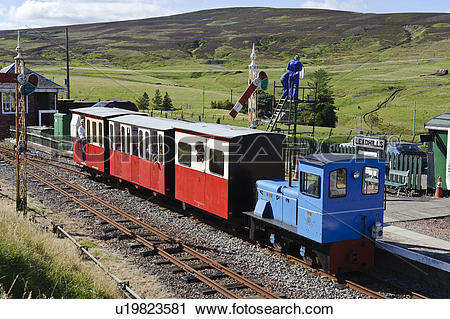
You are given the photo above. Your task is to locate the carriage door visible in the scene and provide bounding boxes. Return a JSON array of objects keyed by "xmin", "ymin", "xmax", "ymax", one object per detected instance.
[{"xmin": 191, "ymin": 137, "xmax": 207, "ymax": 207}]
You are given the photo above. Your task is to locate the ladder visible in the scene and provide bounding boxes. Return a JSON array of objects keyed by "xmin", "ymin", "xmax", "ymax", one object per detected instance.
[{"xmin": 266, "ymin": 97, "xmax": 288, "ymax": 132}]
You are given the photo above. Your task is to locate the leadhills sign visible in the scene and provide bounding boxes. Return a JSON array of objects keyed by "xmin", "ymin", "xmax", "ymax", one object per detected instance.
[{"xmin": 353, "ymin": 136, "xmax": 387, "ymax": 151}]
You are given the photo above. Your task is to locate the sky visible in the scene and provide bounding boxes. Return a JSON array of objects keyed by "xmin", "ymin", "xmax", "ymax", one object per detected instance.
[{"xmin": 0, "ymin": 0, "xmax": 448, "ymax": 30}]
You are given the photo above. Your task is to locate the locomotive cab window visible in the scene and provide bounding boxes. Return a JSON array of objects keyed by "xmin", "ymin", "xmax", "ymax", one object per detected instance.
[
  {"xmin": 362, "ymin": 167, "xmax": 380, "ymax": 195},
  {"xmin": 209, "ymin": 148, "xmax": 224, "ymax": 176},
  {"xmin": 329, "ymin": 168, "xmax": 347, "ymax": 198},
  {"xmin": 178, "ymin": 142, "xmax": 191, "ymax": 167},
  {"xmin": 300, "ymin": 172, "xmax": 321, "ymax": 198}
]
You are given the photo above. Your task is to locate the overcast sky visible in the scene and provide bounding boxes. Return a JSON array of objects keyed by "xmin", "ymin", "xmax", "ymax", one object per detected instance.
[{"xmin": 0, "ymin": 0, "xmax": 449, "ymax": 30}]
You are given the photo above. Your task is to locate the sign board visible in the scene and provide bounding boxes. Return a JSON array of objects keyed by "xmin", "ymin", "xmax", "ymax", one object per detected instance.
[
  {"xmin": 19, "ymin": 82, "xmax": 36, "ymax": 95},
  {"xmin": 28, "ymin": 74, "xmax": 39, "ymax": 86},
  {"xmin": 0, "ymin": 73, "xmax": 18, "ymax": 83},
  {"xmin": 353, "ymin": 136, "xmax": 386, "ymax": 151}
]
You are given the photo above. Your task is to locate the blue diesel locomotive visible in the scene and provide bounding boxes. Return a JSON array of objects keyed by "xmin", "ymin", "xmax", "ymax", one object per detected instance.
[{"xmin": 246, "ymin": 153, "xmax": 385, "ymax": 274}]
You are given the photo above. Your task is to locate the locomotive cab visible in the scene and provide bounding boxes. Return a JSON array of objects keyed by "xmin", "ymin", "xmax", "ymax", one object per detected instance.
[{"xmin": 251, "ymin": 153, "xmax": 385, "ymax": 273}]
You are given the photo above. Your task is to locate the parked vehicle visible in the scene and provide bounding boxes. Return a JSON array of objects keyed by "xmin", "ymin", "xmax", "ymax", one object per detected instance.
[
  {"xmin": 91, "ymin": 100, "xmax": 138, "ymax": 112},
  {"xmin": 387, "ymin": 142, "xmax": 427, "ymax": 169}
]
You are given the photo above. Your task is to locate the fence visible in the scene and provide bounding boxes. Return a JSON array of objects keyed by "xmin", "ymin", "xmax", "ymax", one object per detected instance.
[{"xmin": 329, "ymin": 144, "xmax": 423, "ymax": 191}]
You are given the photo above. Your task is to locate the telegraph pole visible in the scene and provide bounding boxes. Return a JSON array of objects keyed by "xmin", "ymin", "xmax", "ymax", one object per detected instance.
[
  {"xmin": 15, "ymin": 31, "xmax": 27, "ymax": 213},
  {"xmin": 248, "ymin": 43, "xmax": 257, "ymax": 128},
  {"xmin": 65, "ymin": 27, "xmax": 70, "ymax": 99}
]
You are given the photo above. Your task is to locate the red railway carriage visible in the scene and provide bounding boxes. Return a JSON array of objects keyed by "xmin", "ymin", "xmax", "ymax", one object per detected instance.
[
  {"xmin": 174, "ymin": 122, "xmax": 285, "ymax": 219},
  {"xmin": 70, "ymin": 107, "xmax": 142, "ymax": 173},
  {"xmin": 108, "ymin": 115, "xmax": 175, "ymax": 195}
]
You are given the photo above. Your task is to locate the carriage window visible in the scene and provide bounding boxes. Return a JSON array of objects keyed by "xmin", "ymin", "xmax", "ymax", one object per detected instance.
[
  {"xmin": 209, "ymin": 149, "xmax": 224, "ymax": 176},
  {"xmin": 363, "ymin": 167, "xmax": 380, "ymax": 195},
  {"xmin": 86, "ymin": 119, "xmax": 91, "ymax": 142},
  {"xmin": 329, "ymin": 168, "xmax": 347, "ymax": 198},
  {"xmin": 158, "ymin": 134, "xmax": 164, "ymax": 163},
  {"xmin": 138, "ymin": 131, "xmax": 144, "ymax": 158},
  {"xmin": 126, "ymin": 127, "xmax": 131, "ymax": 155},
  {"xmin": 178, "ymin": 142, "xmax": 191, "ymax": 167},
  {"xmin": 300, "ymin": 172, "xmax": 320, "ymax": 198},
  {"xmin": 98, "ymin": 122, "xmax": 103, "ymax": 147},
  {"xmin": 120, "ymin": 126, "xmax": 125, "ymax": 152},
  {"xmin": 109, "ymin": 123, "xmax": 114, "ymax": 149},
  {"xmin": 92, "ymin": 121, "xmax": 97, "ymax": 144},
  {"xmin": 195, "ymin": 142, "xmax": 205, "ymax": 163},
  {"xmin": 144, "ymin": 131, "xmax": 150, "ymax": 160},
  {"xmin": 150, "ymin": 130, "xmax": 157, "ymax": 161}
]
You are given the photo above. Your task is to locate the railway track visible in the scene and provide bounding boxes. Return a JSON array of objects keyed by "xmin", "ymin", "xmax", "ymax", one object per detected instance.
[
  {"xmin": 0, "ymin": 148, "xmax": 280, "ymax": 299},
  {"xmin": 269, "ymin": 245, "xmax": 429, "ymax": 299},
  {"xmin": 0, "ymin": 145, "xmax": 430, "ymax": 299}
]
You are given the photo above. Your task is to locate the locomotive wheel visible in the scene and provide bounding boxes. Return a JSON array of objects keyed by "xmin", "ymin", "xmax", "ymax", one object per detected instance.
[
  {"xmin": 272, "ymin": 236, "xmax": 289, "ymax": 253},
  {"xmin": 302, "ymin": 255, "xmax": 315, "ymax": 266}
]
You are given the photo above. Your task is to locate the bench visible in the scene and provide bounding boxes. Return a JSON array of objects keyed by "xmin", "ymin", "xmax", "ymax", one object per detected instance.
[{"xmin": 385, "ymin": 169, "xmax": 409, "ymax": 196}]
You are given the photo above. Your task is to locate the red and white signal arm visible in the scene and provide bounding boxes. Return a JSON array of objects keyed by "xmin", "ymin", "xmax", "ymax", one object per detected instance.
[{"xmin": 229, "ymin": 71, "xmax": 268, "ymax": 119}]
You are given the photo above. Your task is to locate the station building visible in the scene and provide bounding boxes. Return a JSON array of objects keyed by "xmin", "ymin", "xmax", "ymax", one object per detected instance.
[
  {"xmin": 0, "ymin": 63, "xmax": 65, "ymax": 137},
  {"xmin": 424, "ymin": 112, "xmax": 450, "ymax": 189}
]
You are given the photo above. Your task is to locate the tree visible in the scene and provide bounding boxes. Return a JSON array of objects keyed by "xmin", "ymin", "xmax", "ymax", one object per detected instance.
[
  {"xmin": 210, "ymin": 99, "xmax": 233, "ymax": 110},
  {"xmin": 162, "ymin": 92, "xmax": 173, "ymax": 110},
  {"xmin": 136, "ymin": 92, "xmax": 150, "ymax": 111},
  {"xmin": 152, "ymin": 89, "xmax": 163, "ymax": 109},
  {"xmin": 256, "ymin": 90, "xmax": 274, "ymax": 118},
  {"xmin": 307, "ymin": 69, "xmax": 337, "ymax": 127}
]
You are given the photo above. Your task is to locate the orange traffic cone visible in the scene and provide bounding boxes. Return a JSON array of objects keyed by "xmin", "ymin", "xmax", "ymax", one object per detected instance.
[
  {"xmin": 293, "ymin": 160, "xmax": 299, "ymax": 181},
  {"xmin": 435, "ymin": 176, "xmax": 443, "ymax": 198}
]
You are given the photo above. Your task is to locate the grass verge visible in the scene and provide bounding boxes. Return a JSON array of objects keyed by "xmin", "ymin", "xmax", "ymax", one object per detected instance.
[{"xmin": 0, "ymin": 197, "xmax": 120, "ymax": 299}]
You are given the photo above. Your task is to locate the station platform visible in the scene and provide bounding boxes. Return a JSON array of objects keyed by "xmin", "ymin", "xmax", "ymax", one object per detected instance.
[
  {"xmin": 378, "ymin": 195, "xmax": 450, "ymax": 274},
  {"xmin": 385, "ymin": 195, "xmax": 450, "ymax": 223}
]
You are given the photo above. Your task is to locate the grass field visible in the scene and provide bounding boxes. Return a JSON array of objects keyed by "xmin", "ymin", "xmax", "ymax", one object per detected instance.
[
  {"xmin": 33, "ymin": 47, "xmax": 449, "ymax": 142},
  {"xmin": 1, "ymin": 7, "xmax": 447, "ymax": 142}
]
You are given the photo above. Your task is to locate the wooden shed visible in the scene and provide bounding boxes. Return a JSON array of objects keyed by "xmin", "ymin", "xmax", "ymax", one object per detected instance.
[
  {"xmin": 424, "ymin": 112, "xmax": 450, "ymax": 189},
  {"xmin": 0, "ymin": 63, "xmax": 65, "ymax": 137}
]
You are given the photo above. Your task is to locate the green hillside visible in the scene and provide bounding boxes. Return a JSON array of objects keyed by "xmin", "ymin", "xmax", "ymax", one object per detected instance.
[{"xmin": 0, "ymin": 7, "xmax": 449, "ymax": 139}]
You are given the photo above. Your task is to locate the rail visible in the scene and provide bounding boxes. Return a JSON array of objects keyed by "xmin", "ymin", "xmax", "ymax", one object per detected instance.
[{"xmin": 0, "ymin": 148, "xmax": 280, "ymax": 299}]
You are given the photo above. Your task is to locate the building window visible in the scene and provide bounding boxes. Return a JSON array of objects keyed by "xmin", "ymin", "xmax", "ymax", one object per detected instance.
[
  {"xmin": 362, "ymin": 167, "xmax": 380, "ymax": 195},
  {"xmin": 300, "ymin": 172, "xmax": 321, "ymax": 198},
  {"xmin": 178, "ymin": 142, "xmax": 191, "ymax": 167},
  {"xmin": 1, "ymin": 93, "xmax": 15, "ymax": 113},
  {"xmin": 329, "ymin": 168, "xmax": 347, "ymax": 198},
  {"xmin": 209, "ymin": 148, "xmax": 224, "ymax": 176},
  {"xmin": 1, "ymin": 93, "xmax": 28, "ymax": 114}
]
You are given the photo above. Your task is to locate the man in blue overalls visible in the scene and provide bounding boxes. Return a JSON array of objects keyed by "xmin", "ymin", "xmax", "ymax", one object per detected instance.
[
  {"xmin": 286, "ymin": 55, "xmax": 303, "ymax": 99},
  {"xmin": 280, "ymin": 71, "xmax": 290, "ymax": 98}
]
